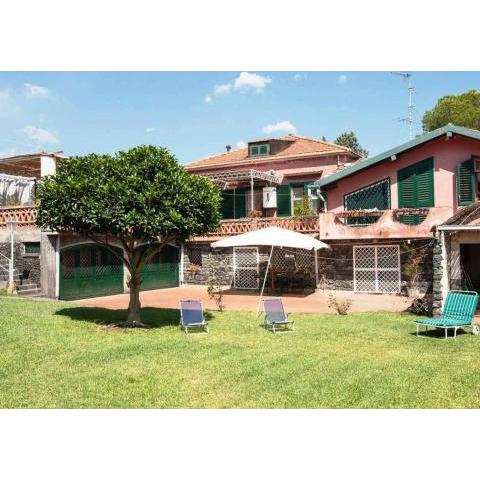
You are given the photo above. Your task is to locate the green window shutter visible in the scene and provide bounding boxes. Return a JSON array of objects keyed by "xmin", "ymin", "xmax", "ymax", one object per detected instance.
[
  {"xmin": 276, "ymin": 184, "xmax": 292, "ymax": 217},
  {"xmin": 398, "ymin": 157, "xmax": 434, "ymax": 225},
  {"xmin": 416, "ymin": 157, "xmax": 434, "ymax": 207},
  {"xmin": 398, "ymin": 158, "xmax": 434, "ymax": 208},
  {"xmin": 234, "ymin": 188, "xmax": 247, "ymax": 218},
  {"xmin": 398, "ymin": 164, "xmax": 417, "ymax": 208},
  {"xmin": 220, "ymin": 190, "xmax": 234, "ymax": 219},
  {"xmin": 457, "ymin": 158, "xmax": 476, "ymax": 206}
]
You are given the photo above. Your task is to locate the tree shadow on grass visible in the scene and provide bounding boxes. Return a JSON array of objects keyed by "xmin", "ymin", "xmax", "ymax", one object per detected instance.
[{"xmin": 55, "ymin": 305, "xmax": 215, "ymax": 329}]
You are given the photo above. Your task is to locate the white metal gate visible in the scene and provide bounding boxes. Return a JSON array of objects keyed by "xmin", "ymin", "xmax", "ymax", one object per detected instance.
[
  {"xmin": 353, "ymin": 245, "xmax": 400, "ymax": 293},
  {"xmin": 233, "ymin": 247, "xmax": 259, "ymax": 289}
]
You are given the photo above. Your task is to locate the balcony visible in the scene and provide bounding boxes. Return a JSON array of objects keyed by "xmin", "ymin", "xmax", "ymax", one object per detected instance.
[
  {"xmin": 193, "ymin": 216, "xmax": 320, "ymax": 241},
  {"xmin": 0, "ymin": 206, "xmax": 38, "ymax": 229},
  {"xmin": 318, "ymin": 207, "xmax": 453, "ymax": 240}
]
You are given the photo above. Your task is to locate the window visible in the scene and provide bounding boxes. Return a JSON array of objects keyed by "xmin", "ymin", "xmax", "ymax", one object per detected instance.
[
  {"xmin": 24, "ymin": 242, "xmax": 40, "ymax": 255},
  {"xmin": 249, "ymin": 143, "xmax": 270, "ymax": 157},
  {"xmin": 344, "ymin": 179, "xmax": 390, "ymax": 225},
  {"xmin": 292, "ymin": 185, "xmax": 305, "ymax": 214},
  {"xmin": 187, "ymin": 247, "xmax": 202, "ymax": 267},
  {"xmin": 220, "ymin": 188, "xmax": 247, "ymax": 219},
  {"xmin": 397, "ymin": 157, "xmax": 434, "ymax": 224},
  {"xmin": 353, "ymin": 245, "xmax": 401, "ymax": 293},
  {"xmin": 457, "ymin": 156, "xmax": 480, "ymax": 206}
]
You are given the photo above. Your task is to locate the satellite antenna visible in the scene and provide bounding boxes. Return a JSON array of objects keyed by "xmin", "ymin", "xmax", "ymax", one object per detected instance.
[{"xmin": 391, "ymin": 72, "xmax": 415, "ymax": 140}]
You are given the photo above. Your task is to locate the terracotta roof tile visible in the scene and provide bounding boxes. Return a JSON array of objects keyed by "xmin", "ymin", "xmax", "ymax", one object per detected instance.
[{"xmin": 185, "ymin": 134, "xmax": 359, "ymax": 170}]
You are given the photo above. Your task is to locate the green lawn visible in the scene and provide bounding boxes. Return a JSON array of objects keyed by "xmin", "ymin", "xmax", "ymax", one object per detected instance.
[{"xmin": 1, "ymin": 296, "xmax": 480, "ymax": 408}]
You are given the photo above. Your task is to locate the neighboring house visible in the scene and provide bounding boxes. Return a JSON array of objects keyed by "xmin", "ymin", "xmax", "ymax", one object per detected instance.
[{"xmin": 0, "ymin": 151, "xmax": 180, "ymax": 300}]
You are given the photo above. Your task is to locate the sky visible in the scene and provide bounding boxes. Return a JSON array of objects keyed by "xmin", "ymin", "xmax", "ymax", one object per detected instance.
[{"xmin": 0, "ymin": 71, "xmax": 479, "ymax": 164}]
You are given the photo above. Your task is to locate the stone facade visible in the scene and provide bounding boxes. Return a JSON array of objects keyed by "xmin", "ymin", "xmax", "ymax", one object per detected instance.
[
  {"xmin": 184, "ymin": 238, "xmax": 435, "ymax": 297},
  {"xmin": 0, "ymin": 238, "xmax": 41, "ymax": 287},
  {"xmin": 183, "ymin": 243, "xmax": 234, "ymax": 286}
]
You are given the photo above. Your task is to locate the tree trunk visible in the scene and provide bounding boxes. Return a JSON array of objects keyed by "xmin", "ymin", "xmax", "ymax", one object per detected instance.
[{"xmin": 126, "ymin": 276, "xmax": 146, "ymax": 327}]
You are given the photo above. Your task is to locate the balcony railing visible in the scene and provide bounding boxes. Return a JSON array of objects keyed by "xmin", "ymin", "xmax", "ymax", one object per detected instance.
[
  {"xmin": 0, "ymin": 206, "xmax": 37, "ymax": 228},
  {"xmin": 193, "ymin": 216, "xmax": 320, "ymax": 241},
  {"xmin": 318, "ymin": 207, "xmax": 453, "ymax": 240}
]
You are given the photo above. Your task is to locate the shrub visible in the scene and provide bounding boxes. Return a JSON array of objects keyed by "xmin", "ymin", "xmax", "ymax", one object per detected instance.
[
  {"xmin": 328, "ymin": 293, "xmax": 352, "ymax": 315},
  {"xmin": 206, "ymin": 256, "xmax": 226, "ymax": 311}
]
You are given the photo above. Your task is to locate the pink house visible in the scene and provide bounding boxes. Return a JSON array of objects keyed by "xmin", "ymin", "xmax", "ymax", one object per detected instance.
[{"xmin": 185, "ymin": 125, "xmax": 480, "ymax": 315}]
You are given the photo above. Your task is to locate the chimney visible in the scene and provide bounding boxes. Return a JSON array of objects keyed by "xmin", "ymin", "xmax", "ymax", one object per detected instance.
[{"xmin": 226, "ymin": 144, "xmax": 232, "ymax": 152}]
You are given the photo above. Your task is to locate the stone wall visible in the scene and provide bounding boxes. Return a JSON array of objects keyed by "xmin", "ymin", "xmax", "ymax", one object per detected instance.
[
  {"xmin": 316, "ymin": 239, "xmax": 434, "ymax": 294},
  {"xmin": 183, "ymin": 243, "xmax": 234, "ymax": 286},
  {"xmin": 184, "ymin": 239, "xmax": 435, "ymax": 299},
  {"xmin": 0, "ymin": 236, "xmax": 42, "ymax": 287}
]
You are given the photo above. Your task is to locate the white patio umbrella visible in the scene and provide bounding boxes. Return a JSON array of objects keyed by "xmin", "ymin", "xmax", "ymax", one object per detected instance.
[{"xmin": 211, "ymin": 226, "xmax": 330, "ymax": 316}]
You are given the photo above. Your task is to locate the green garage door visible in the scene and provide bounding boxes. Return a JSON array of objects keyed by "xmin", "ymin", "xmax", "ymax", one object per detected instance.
[
  {"xmin": 60, "ymin": 244, "xmax": 124, "ymax": 300},
  {"xmin": 141, "ymin": 244, "xmax": 179, "ymax": 291}
]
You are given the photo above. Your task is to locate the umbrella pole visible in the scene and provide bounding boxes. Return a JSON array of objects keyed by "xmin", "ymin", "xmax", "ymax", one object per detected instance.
[{"xmin": 256, "ymin": 245, "xmax": 274, "ymax": 318}]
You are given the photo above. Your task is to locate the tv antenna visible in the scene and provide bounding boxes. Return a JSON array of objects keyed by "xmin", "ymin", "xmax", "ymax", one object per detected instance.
[{"xmin": 391, "ymin": 71, "xmax": 415, "ymax": 140}]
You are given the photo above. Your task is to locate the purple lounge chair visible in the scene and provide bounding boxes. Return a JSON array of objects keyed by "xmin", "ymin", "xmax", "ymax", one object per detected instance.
[
  {"xmin": 263, "ymin": 298, "xmax": 295, "ymax": 333},
  {"xmin": 179, "ymin": 300, "xmax": 208, "ymax": 334}
]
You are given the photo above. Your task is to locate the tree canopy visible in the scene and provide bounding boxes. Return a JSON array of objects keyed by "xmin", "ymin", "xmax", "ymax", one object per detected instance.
[
  {"xmin": 37, "ymin": 145, "xmax": 221, "ymax": 326},
  {"xmin": 334, "ymin": 131, "xmax": 369, "ymax": 158},
  {"xmin": 422, "ymin": 89, "xmax": 480, "ymax": 131}
]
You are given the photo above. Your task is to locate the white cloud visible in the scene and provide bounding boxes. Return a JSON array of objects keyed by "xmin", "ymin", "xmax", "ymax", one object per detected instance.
[
  {"xmin": 293, "ymin": 73, "xmax": 303, "ymax": 81},
  {"xmin": 145, "ymin": 127, "xmax": 156, "ymax": 133},
  {"xmin": 23, "ymin": 125, "xmax": 59, "ymax": 145},
  {"xmin": 236, "ymin": 141, "xmax": 247, "ymax": 149},
  {"xmin": 337, "ymin": 74, "xmax": 348, "ymax": 85},
  {"xmin": 24, "ymin": 83, "xmax": 51, "ymax": 99},
  {"xmin": 233, "ymin": 72, "xmax": 271, "ymax": 93},
  {"xmin": 204, "ymin": 71, "xmax": 271, "ymax": 102},
  {"xmin": 261, "ymin": 121, "xmax": 297, "ymax": 134},
  {"xmin": 213, "ymin": 83, "xmax": 232, "ymax": 96}
]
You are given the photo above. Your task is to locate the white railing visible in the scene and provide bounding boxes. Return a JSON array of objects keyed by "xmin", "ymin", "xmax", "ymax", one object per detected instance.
[{"xmin": 0, "ymin": 251, "xmax": 12, "ymax": 285}]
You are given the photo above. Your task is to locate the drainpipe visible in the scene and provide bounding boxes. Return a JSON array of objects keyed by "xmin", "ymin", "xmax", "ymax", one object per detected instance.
[{"xmin": 250, "ymin": 170, "xmax": 254, "ymax": 215}]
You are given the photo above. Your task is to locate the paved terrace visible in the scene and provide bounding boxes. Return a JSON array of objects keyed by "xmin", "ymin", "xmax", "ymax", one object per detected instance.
[{"xmin": 76, "ymin": 285, "xmax": 412, "ymax": 313}]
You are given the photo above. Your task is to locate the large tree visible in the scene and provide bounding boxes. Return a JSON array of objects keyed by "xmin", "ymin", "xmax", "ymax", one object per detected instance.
[
  {"xmin": 422, "ymin": 89, "xmax": 480, "ymax": 131},
  {"xmin": 37, "ymin": 145, "xmax": 221, "ymax": 327},
  {"xmin": 334, "ymin": 131, "xmax": 369, "ymax": 157}
]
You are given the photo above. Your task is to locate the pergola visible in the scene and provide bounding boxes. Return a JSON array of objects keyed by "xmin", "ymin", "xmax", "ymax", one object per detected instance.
[{"xmin": 198, "ymin": 168, "xmax": 281, "ymax": 213}]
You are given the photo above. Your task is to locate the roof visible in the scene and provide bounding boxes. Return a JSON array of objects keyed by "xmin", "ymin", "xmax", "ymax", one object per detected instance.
[
  {"xmin": 442, "ymin": 202, "xmax": 480, "ymax": 226},
  {"xmin": 184, "ymin": 134, "xmax": 360, "ymax": 171},
  {"xmin": 0, "ymin": 151, "xmax": 66, "ymax": 177},
  {"xmin": 312, "ymin": 124, "xmax": 480, "ymax": 189},
  {"xmin": 0, "ymin": 151, "xmax": 66, "ymax": 162}
]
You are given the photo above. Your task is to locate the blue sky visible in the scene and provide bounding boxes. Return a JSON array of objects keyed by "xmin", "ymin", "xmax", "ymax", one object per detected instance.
[{"xmin": 0, "ymin": 71, "xmax": 479, "ymax": 164}]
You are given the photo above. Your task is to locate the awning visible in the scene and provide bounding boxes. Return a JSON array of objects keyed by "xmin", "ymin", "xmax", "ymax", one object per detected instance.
[{"xmin": 211, "ymin": 226, "xmax": 329, "ymax": 250}]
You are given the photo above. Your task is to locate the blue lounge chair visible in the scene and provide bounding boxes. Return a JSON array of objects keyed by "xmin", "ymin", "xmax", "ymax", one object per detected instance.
[
  {"xmin": 179, "ymin": 300, "xmax": 208, "ymax": 334},
  {"xmin": 263, "ymin": 298, "xmax": 295, "ymax": 333},
  {"xmin": 416, "ymin": 290, "xmax": 479, "ymax": 339}
]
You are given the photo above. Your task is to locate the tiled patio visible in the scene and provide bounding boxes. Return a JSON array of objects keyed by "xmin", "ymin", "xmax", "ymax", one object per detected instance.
[{"xmin": 76, "ymin": 285, "xmax": 413, "ymax": 313}]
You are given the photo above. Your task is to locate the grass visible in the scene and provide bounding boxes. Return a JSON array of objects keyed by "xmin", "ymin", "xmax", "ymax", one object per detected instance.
[{"xmin": 1, "ymin": 296, "xmax": 480, "ymax": 408}]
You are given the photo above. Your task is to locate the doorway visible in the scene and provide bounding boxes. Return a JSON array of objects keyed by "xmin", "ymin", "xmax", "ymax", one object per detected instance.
[{"xmin": 460, "ymin": 244, "xmax": 480, "ymax": 293}]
